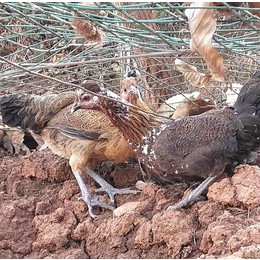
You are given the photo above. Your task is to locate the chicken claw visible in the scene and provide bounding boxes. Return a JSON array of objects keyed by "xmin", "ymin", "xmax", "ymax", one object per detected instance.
[
  {"xmin": 87, "ymin": 169, "xmax": 140, "ymax": 203},
  {"xmin": 167, "ymin": 176, "xmax": 217, "ymax": 210},
  {"xmin": 95, "ymin": 186, "xmax": 140, "ymax": 203},
  {"xmin": 72, "ymin": 169, "xmax": 114, "ymax": 218},
  {"xmin": 77, "ymin": 195, "xmax": 115, "ymax": 218}
]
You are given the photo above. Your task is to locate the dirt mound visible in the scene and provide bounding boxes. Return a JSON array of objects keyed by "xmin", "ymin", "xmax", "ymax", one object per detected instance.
[{"xmin": 1, "ymin": 149, "xmax": 260, "ymax": 259}]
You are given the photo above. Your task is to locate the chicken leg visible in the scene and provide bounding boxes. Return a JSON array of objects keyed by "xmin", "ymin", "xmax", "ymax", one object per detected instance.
[
  {"xmin": 86, "ymin": 169, "xmax": 140, "ymax": 203},
  {"xmin": 72, "ymin": 169, "xmax": 115, "ymax": 218},
  {"xmin": 167, "ymin": 176, "xmax": 217, "ymax": 210}
]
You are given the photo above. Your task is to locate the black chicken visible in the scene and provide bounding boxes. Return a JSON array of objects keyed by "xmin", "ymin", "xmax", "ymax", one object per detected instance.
[{"xmin": 71, "ymin": 72, "xmax": 260, "ymax": 210}]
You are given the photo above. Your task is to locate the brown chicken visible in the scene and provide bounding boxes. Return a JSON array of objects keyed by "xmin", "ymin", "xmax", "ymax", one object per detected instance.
[
  {"xmin": 72, "ymin": 72, "xmax": 260, "ymax": 210},
  {"xmin": 120, "ymin": 77, "xmax": 153, "ymax": 112},
  {"xmin": 121, "ymin": 77, "xmax": 215, "ymax": 119},
  {"xmin": 0, "ymin": 81, "xmax": 139, "ymax": 218},
  {"xmin": 157, "ymin": 92, "xmax": 215, "ymax": 119}
]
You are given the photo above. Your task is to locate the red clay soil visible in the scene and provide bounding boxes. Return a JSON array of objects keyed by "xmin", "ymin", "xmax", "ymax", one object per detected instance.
[{"xmin": 0, "ymin": 148, "xmax": 260, "ymax": 259}]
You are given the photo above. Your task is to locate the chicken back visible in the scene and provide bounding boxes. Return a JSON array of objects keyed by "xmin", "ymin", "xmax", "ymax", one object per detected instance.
[
  {"xmin": 0, "ymin": 81, "xmax": 138, "ymax": 218},
  {"xmin": 72, "ymin": 72, "xmax": 260, "ymax": 209}
]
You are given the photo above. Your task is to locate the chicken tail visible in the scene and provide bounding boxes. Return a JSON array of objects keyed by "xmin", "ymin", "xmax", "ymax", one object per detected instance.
[
  {"xmin": 233, "ymin": 71, "xmax": 260, "ymax": 114},
  {"xmin": 0, "ymin": 92, "xmax": 75, "ymax": 133},
  {"xmin": 232, "ymin": 71, "xmax": 260, "ymax": 161}
]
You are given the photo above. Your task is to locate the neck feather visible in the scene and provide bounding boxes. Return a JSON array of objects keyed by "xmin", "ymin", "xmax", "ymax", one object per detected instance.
[
  {"xmin": 134, "ymin": 99, "xmax": 153, "ymax": 112},
  {"xmin": 101, "ymin": 99, "xmax": 161, "ymax": 147}
]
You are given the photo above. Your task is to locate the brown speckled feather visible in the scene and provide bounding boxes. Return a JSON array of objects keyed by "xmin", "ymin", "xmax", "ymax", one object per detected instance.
[
  {"xmin": 0, "ymin": 90, "xmax": 135, "ymax": 172},
  {"xmin": 74, "ymin": 73, "xmax": 260, "ymax": 185},
  {"xmin": 141, "ymin": 108, "xmax": 242, "ymax": 182}
]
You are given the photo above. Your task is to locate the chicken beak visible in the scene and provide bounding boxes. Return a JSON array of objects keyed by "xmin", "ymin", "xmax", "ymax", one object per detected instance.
[
  {"xmin": 129, "ymin": 84, "xmax": 138, "ymax": 95},
  {"xmin": 71, "ymin": 102, "xmax": 81, "ymax": 113}
]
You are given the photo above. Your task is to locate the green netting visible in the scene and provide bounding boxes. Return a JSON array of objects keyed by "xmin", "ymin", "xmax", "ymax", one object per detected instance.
[{"xmin": 1, "ymin": 2, "xmax": 260, "ymax": 111}]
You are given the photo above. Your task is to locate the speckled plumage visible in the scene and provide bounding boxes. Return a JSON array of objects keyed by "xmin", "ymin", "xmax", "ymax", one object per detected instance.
[
  {"xmin": 0, "ymin": 83, "xmax": 139, "ymax": 217},
  {"xmin": 138, "ymin": 107, "xmax": 243, "ymax": 183},
  {"xmin": 75, "ymin": 72, "xmax": 260, "ymax": 186},
  {"xmin": 0, "ymin": 90, "xmax": 135, "ymax": 169}
]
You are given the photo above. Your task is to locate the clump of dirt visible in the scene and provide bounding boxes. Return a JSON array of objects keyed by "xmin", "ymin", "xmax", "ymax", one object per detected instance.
[{"xmin": 1, "ymin": 148, "xmax": 260, "ymax": 259}]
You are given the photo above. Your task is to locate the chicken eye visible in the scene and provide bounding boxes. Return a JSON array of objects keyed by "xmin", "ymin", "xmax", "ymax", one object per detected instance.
[
  {"xmin": 83, "ymin": 95, "xmax": 90, "ymax": 101},
  {"xmin": 123, "ymin": 88, "xmax": 127, "ymax": 92}
]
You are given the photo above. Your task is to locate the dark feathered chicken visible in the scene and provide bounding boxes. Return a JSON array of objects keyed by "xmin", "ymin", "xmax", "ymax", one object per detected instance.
[
  {"xmin": 72, "ymin": 72, "xmax": 260, "ymax": 210},
  {"xmin": 0, "ymin": 81, "xmax": 139, "ymax": 218}
]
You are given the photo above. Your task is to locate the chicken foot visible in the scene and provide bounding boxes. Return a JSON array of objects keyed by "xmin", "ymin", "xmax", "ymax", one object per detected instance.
[
  {"xmin": 87, "ymin": 169, "xmax": 140, "ymax": 203},
  {"xmin": 72, "ymin": 169, "xmax": 115, "ymax": 218},
  {"xmin": 167, "ymin": 176, "xmax": 217, "ymax": 210}
]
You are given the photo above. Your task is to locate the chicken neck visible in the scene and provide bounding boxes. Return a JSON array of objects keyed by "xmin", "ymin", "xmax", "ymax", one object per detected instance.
[{"xmin": 100, "ymin": 99, "xmax": 163, "ymax": 150}]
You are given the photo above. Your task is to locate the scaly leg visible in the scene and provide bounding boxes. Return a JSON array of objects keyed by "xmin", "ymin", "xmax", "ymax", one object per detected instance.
[
  {"xmin": 86, "ymin": 169, "xmax": 140, "ymax": 203},
  {"xmin": 167, "ymin": 176, "xmax": 217, "ymax": 210},
  {"xmin": 72, "ymin": 169, "xmax": 114, "ymax": 218}
]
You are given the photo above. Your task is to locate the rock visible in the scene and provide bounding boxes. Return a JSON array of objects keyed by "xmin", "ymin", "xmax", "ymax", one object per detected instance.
[
  {"xmin": 21, "ymin": 150, "xmax": 72, "ymax": 183},
  {"xmin": 32, "ymin": 208, "xmax": 77, "ymax": 251},
  {"xmin": 113, "ymin": 201, "xmax": 141, "ymax": 217},
  {"xmin": 135, "ymin": 220, "xmax": 152, "ymax": 249},
  {"xmin": 200, "ymin": 210, "xmax": 256, "ymax": 256},
  {"xmin": 227, "ymin": 223, "xmax": 260, "ymax": 253},
  {"xmin": 71, "ymin": 218, "xmax": 96, "ymax": 241},
  {"xmin": 2, "ymin": 205, "xmax": 16, "ymax": 218},
  {"xmin": 135, "ymin": 180, "xmax": 146, "ymax": 190},
  {"xmin": 198, "ymin": 202, "xmax": 225, "ymax": 227},
  {"xmin": 152, "ymin": 210, "xmax": 196, "ymax": 258},
  {"xmin": 58, "ymin": 180, "xmax": 79, "ymax": 201},
  {"xmin": 140, "ymin": 182, "xmax": 159, "ymax": 198},
  {"xmin": 224, "ymin": 245, "xmax": 260, "ymax": 259},
  {"xmin": 208, "ymin": 165, "xmax": 260, "ymax": 208},
  {"xmin": 110, "ymin": 165, "xmax": 140, "ymax": 188}
]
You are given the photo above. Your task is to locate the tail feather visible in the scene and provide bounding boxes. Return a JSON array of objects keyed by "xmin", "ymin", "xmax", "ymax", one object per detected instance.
[
  {"xmin": 251, "ymin": 70, "xmax": 260, "ymax": 79},
  {"xmin": 1, "ymin": 94, "xmax": 26, "ymax": 127},
  {"xmin": 231, "ymin": 72, "xmax": 260, "ymax": 165},
  {"xmin": 3, "ymin": 110, "xmax": 23, "ymax": 126},
  {"xmin": 233, "ymin": 72, "xmax": 260, "ymax": 113},
  {"xmin": 1, "ymin": 92, "xmax": 75, "ymax": 133}
]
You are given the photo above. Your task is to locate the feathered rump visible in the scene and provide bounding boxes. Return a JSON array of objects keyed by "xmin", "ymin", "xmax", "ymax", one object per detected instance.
[
  {"xmin": 1, "ymin": 94, "xmax": 24, "ymax": 127},
  {"xmin": 0, "ymin": 92, "xmax": 75, "ymax": 133},
  {"xmin": 233, "ymin": 71, "xmax": 260, "ymax": 114},
  {"xmin": 229, "ymin": 71, "xmax": 260, "ymax": 166}
]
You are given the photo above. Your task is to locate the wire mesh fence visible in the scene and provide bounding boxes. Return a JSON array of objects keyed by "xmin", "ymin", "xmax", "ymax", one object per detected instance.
[{"xmin": 1, "ymin": 2, "xmax": 260, "ymax": 113}]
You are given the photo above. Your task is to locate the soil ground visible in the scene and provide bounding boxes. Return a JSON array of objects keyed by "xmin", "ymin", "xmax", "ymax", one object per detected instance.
[{"xmin": 0, "ymin": 147, "xmax": 260, "ymax": 259}]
